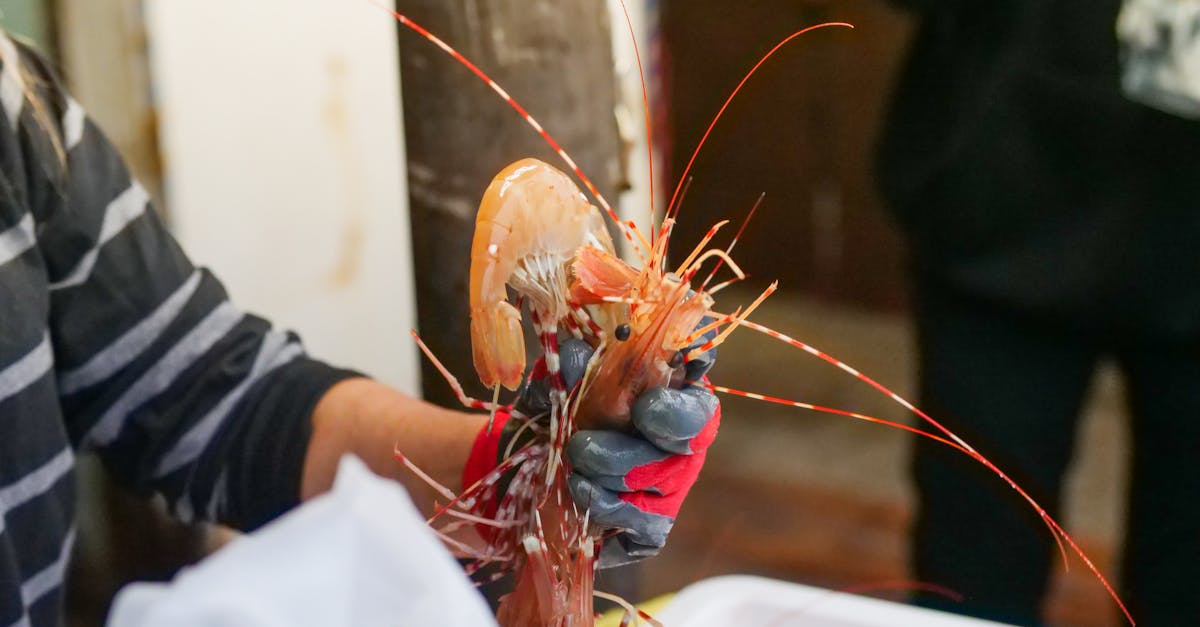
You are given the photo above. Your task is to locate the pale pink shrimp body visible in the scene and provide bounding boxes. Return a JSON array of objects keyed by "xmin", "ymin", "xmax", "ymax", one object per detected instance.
[{"xmin": 469, "ymin": 158, "xmax": 613, "ymax": 390}]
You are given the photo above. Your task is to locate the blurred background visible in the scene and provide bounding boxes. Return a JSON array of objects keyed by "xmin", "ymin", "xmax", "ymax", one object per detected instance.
[{"xmin": 1, "ymin": 0, "xmax": 1128, "ymax": 625}]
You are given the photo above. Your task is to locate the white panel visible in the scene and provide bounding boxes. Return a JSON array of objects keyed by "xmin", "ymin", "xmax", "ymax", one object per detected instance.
[
  {"xmin": 607, "ymin": 0, "xmax": 659, "ymax": 249},
  {"xmin": 145, "ymin": 0, "xmax": 419, "ymax": 395}
]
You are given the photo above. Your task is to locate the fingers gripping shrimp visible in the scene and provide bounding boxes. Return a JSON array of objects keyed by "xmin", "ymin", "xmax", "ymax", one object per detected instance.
[
  {"xmin": 570, "ymin": 216, "xmax": 771, "ymax": 429},
  {"xmin": 470, "ymin": 158, "xmax": 614, "ymax": 390},
  {"xmin": 573, "ymin": 249, "xmax": 708, "ymax": 427}
]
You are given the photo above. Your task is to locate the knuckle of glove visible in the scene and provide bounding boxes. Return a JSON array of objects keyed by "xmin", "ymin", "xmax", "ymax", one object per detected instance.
[
  {"xmin": 567, "ymin": 472, "xmax": 624, "ymax": 516},
  {"xmin": 566, "ymin": 430, "xmax": 669, "ymax": 485},
  {"xmin": 513, "ymin": 338, "xmax": 594, "ymax": 417},
  {"xmin": 568, "ymin": 473, "xmax": 673, "ymax": 549},
  {"xmin": 631, "ymin": 385, "xmax": 719, "ymax": 455},
  {"xmin": 598, "ymin": 533, "xmax": 669, "ymax": 568},
  {"xmin": 683, "ymin": 326, "xmax": 717, "ymax": 384},
  {"xmin": 514, "ymin": 377, "xmax": 551, "ymax": 417},
  {"xmin": 558, "ymin": 338, "xmax": 593, "ymax": 391}
]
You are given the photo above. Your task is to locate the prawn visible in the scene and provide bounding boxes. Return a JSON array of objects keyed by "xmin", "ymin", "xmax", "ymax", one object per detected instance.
[
  {"xmin": 406, "ymin": 154, "xmax": 638, "ymax": 625},
  {"xmin": 469, "ymin": 157, "xmax": 614, "ymax": 392},
  {"xmin": 430, "ymin": 171, "xmax": 770, "ymax": 627},
  {"xmin": 465, "ymin": 157, "xmax": 620, "ymax": 625},
  {"xmin": 570, "ymin": 219, "xmax": 771, "ymax": 430},
  {"xmin": 379, "ymin": 3, "xmax": 1135, "ymax": 626}
]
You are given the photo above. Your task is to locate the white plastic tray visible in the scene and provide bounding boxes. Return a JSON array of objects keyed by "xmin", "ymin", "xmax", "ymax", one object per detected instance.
[{"xmin": 654, "ymin": 575, "xmax": 1013, "ymax": 627}]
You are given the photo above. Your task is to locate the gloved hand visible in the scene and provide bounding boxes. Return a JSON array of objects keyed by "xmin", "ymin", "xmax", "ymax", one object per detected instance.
[
  {"xmin": 565, "ymin": 331, "xmax": 719, "ymax": 566},
  {"xmin": 462, "ymin": 334, "xmax": 720, "ymax": 565},
  {"xmin": 459, "ymin": 343, "xmax": 592, "ymax": 520}
]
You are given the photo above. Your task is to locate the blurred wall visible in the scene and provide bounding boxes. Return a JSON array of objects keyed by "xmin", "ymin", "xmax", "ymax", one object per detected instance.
[
  {"xmin": 0, "ymin": 0, "xmax": 53, "ymax": 48},
  {"xmin": 144, "ymin": 0, "xmax": 419, "ymax": 394},
  {"xmin": 663, "ymin": 0, "xmax": 912, "ymax": 312},
  {"xmin": 50, "ymin": 2, "xmax": 420, "ymax": 622}
]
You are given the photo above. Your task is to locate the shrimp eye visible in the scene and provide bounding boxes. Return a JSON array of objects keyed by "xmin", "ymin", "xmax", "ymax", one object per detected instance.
[
  {"xmin": 614, "ymin": 324, "xmax": 631, "ymax": 341},
  {"xmin": 668, "ymin": 350, "xmax": 684, "ymax": 369}
]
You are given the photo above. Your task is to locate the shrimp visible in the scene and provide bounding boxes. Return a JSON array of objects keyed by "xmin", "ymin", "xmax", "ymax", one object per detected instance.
[
  {"xmin": 382, "ymin": 3, "xmax": 1135, "ymax": 626},
  {"xmin": 467, "ymin": 158, "xmax": 620, "ymax": 626},
  {"xmin": 410, "ymin": 184, "xmax": 769, "ymax": 627},
  {"xmin": 569, "ymin": 221, "xmax": 769, "ymax": 430},
  {"xmin": 406, "ymin": 154, "xmax": 633, "ymax": 626},
  {"xmin": 469, "ymin": 157, "xmax": 614, "ymax": 392},
  {"xmin": 461, "ymin": 212, "xmax": 765, "ymax": 627}
]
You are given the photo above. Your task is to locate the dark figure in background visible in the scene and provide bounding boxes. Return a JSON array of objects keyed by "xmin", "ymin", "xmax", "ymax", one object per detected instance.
[{"xmin": 879, "ymin": 1, "xmax": 1200, "ymax": 625}]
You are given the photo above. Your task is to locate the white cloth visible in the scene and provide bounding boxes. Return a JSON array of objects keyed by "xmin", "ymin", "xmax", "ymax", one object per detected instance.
[
  {"xmin": 657, "ymin": 575, "xmax": 1013, "ymax": 627},
  {"xmin": 1118, "ymin": 0, "xmax": 1200, "ymax": 117},
  {"xmin": 107, "ymin": 455, "xmax": 496, "ymax": 627}
]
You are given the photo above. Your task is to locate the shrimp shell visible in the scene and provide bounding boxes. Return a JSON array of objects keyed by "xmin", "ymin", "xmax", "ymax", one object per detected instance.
[
  {"xmin": 469, "ymin": 158, "xmax": 614, "ymax": 390},
  {"xmin": 571, "ymin": 244, "xmax": 714, "ymax": 429}
]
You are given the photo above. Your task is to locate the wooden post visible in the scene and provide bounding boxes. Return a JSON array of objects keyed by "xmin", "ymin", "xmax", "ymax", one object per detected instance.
[
  {"xmin": 397, "ymin": 0, "xmax": 622, "ymax": 407},
  {"xmin": 397, "ymin": 0, "xmax": 638, "ymax": 606}
]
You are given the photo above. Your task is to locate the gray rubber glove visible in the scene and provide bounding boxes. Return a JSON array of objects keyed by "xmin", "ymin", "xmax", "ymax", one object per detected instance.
[{"xmin": 562, "ymin": 330, "xmax": 720, "ymax": 566}]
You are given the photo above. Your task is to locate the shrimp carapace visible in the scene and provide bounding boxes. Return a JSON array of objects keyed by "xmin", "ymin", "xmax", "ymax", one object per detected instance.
[
  {"xmin": 469, "ymin": 158, "xmax": 614, "ymax": 390},
  {"xmin": 570, "ymin": 243, "xmax": 715, "ymax": 429}
]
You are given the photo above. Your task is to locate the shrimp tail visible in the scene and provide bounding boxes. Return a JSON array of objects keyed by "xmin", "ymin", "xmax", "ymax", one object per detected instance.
[{"xmin": 471, "ymin": 300, "xmax": 525, "ymax": 390}]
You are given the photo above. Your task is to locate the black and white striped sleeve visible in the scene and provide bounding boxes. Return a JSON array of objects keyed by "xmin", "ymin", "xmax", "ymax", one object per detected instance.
[{"xmin": 21, "ymin": 44, "xmax": 361, "ymax": 530}]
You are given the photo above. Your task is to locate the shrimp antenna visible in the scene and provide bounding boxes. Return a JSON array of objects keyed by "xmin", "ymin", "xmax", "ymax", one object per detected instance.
[
  {"xmin": 615, "ymin": 0, "xmax": 657, "ymax": 246},
  {"xmin": 685, "ymin": 308, "xmax": 743, "ymax": 345},
  {"xmin": 733, "ymin": 319, "xmax": 1135, "ymax": 626},
  {"xmin": 700, "ymin": 192, "xmax": 765, "ymax": 291},
  {"xmin": 706, "ymin": 385, "xmax": 967, "ymax": 453},
  {"xmin": 675, "ymin": 220, "xmax": 730, "ymax": 277},
  {"xmin": 708, "ymin": 273, "xmax": 749, "ymax": 295},
  {"xmin": 664, "ymin": 22, "xmax": 853, "ymax": 232},
  {"xmin": 377, "ymin": 2, "xmax": 653, "ymax": 257},
  {"xmin": 409, "ymin": 330, "xmax": 502, "ymax": 412},
  {"xmin": 686, "ymin": 281, "xmax": 777, "ymax": 358},
  {"xmin": 683, "ymin": 248, "xmax": 745, "ymax": 284}
]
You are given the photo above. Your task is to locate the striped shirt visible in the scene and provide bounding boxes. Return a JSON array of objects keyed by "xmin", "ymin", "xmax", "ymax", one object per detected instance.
[{"xmin": 0, "ymin": 38, "xmax": 358, "ymax": 626}]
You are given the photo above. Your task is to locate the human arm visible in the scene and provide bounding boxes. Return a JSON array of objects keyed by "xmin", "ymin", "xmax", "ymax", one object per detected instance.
[
  {"xmin": 9, "ymin": 40, "xmax": 396, "ymax": 530},
  {"xmin": 301, "ymin": 377, "xmax": 485, "ymax": 516}
]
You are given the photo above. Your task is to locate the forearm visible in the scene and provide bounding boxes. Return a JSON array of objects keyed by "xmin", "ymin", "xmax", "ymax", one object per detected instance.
[{"xmin": 301, "ymin": 378, "xmax": 486, "ymax": 517}]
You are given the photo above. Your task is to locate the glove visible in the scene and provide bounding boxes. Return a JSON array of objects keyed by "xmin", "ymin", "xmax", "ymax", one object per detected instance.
[
  {"xmin": 566, "ymin": 329, "xmax": 719, "ymax": 566},
  {"xmin": 460, "ymin": 342, "xmax": 592, "ymax": 519},
  {"xmin": 462, "ymin": 333, "xmax": 720, "ymax": 566}
]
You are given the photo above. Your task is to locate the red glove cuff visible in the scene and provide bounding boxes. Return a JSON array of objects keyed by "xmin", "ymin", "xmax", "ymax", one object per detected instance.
[{"xmin": 461, "ymin": 409, "xmax": 512, "ymax": 518}]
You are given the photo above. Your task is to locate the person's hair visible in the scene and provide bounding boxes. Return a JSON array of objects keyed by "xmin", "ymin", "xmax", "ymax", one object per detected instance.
[
  {"xmin": 1, "ymin": 31, "xmax": 67, "ymax": 168},
  {"xmin": 21, "ymin": 63, "xmax": 67, "ymax": 167}
]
